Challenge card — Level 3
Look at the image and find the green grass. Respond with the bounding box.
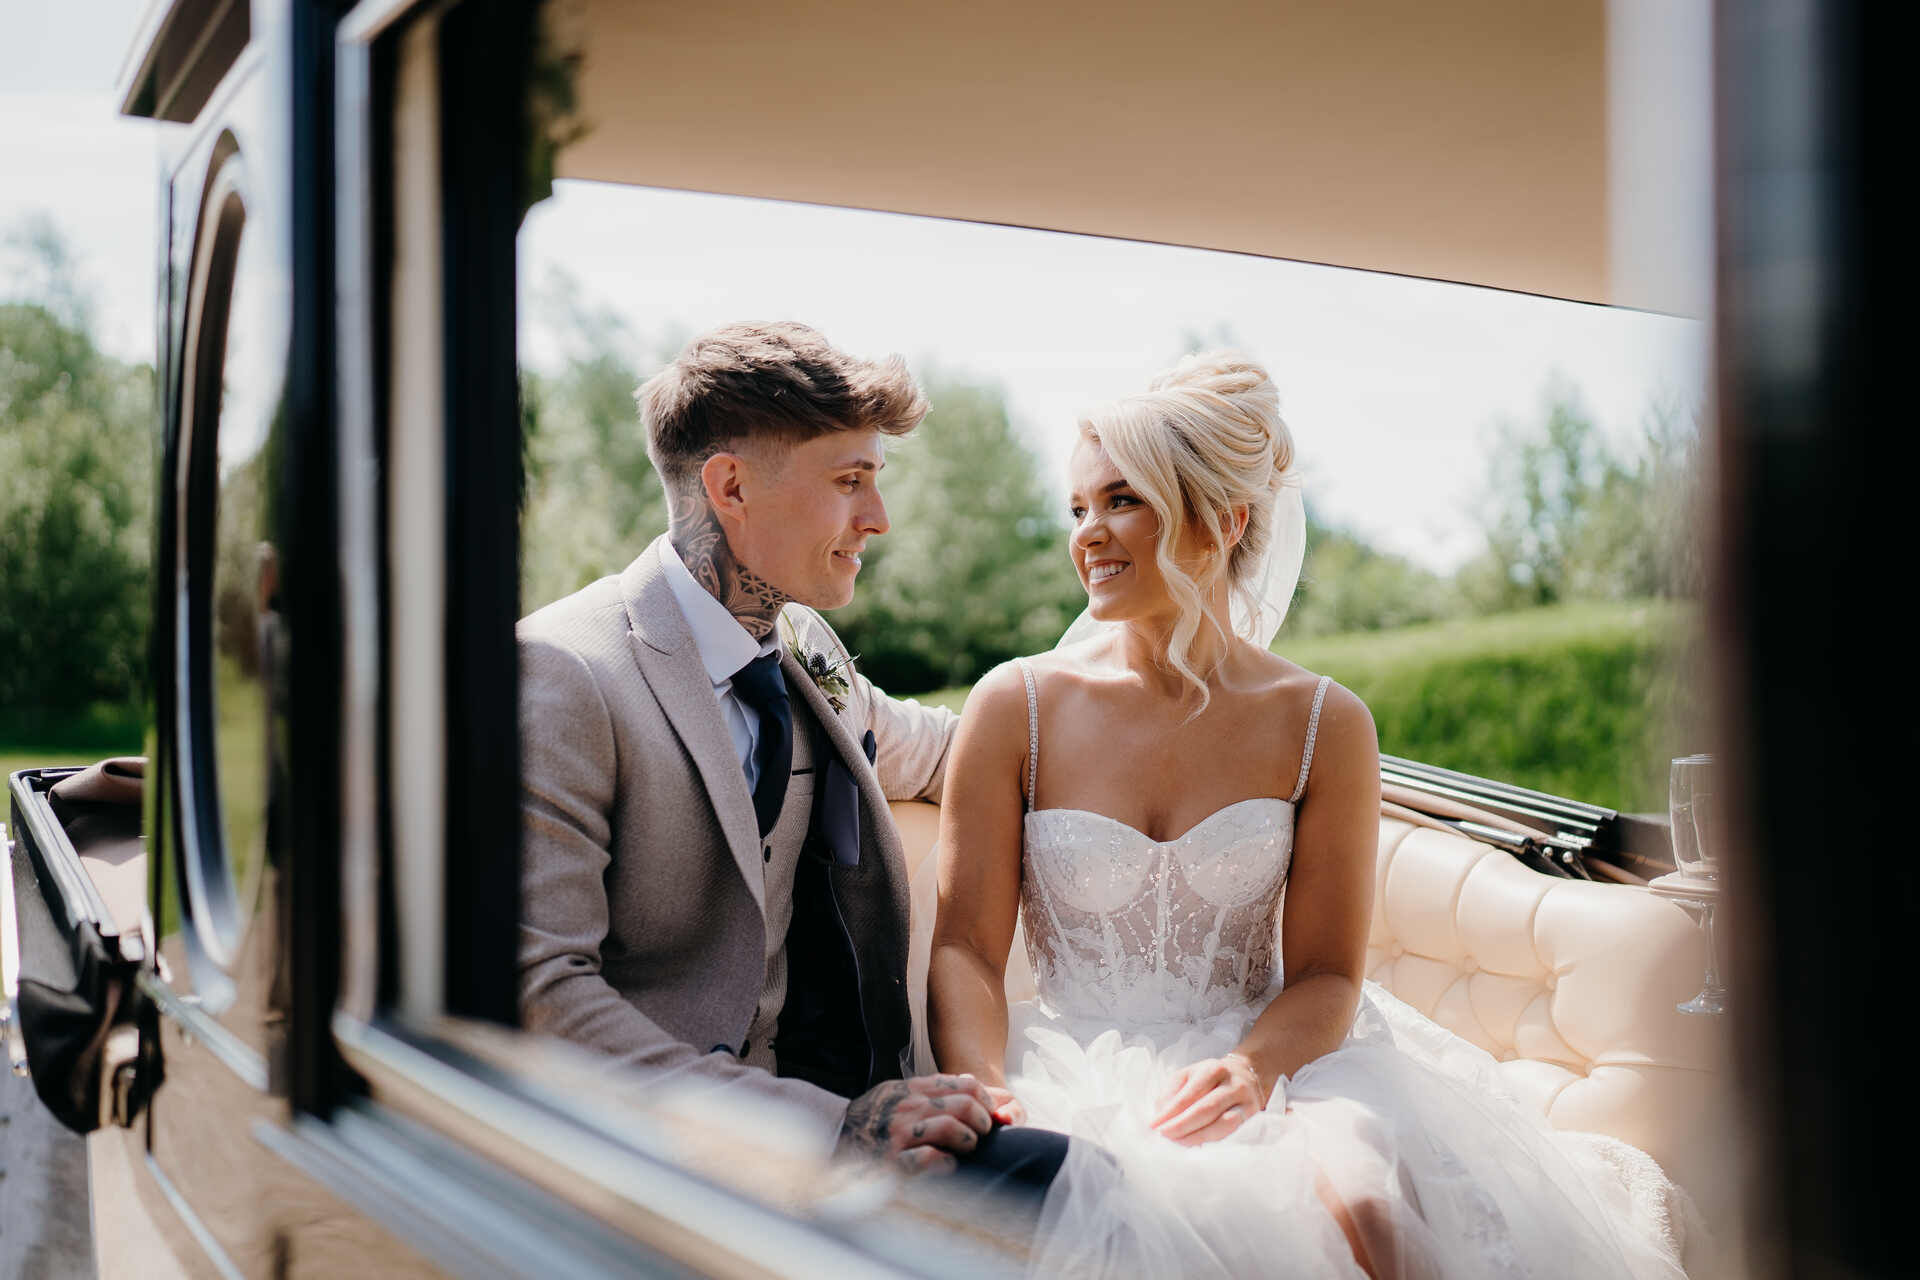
[1,748,117,781]
[0,702,146,784]
[1281,600,1683,675]
[1284,601,1701,812]
[908,601,1704,813]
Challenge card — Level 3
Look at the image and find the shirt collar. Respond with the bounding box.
[659,538,779,687]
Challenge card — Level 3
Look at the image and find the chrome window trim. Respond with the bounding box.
[254,1106,693,1278]
[143,1144,247,1280]
[384,7,450,1021]
[138,967,269,1091]
[170,142,251,980]
[333,10,382,1029]
[334,1015,920,1280]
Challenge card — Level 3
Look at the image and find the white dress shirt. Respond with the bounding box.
[659,539,782,790]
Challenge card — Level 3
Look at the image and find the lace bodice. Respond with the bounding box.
[1014,661,1331,1029]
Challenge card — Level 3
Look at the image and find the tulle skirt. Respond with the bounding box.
[1004,982,1695,1279]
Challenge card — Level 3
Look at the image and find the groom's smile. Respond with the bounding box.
[733,427,890,612]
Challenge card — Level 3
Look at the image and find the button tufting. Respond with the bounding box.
[1500,1048,1517,1062]
[1545,972,1558,990]
[1389,942,1404,958]
[1462,956,1478,974]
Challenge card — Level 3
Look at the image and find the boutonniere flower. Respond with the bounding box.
[780,618,855,713]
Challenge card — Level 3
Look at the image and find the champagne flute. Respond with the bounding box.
[1670,754,1726,1014]
[1670,754,1719,879]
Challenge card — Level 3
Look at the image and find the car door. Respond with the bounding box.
[78,2,444,1272]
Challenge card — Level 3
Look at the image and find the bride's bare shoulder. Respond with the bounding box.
[954,659,1040,746]
[962,647,1107,728]
[1240,645,1317,695]
[1247,648,1373,734]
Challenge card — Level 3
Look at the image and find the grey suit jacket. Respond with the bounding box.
[517,536,956,1143]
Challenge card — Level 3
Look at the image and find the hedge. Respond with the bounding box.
[919,601,1704,814]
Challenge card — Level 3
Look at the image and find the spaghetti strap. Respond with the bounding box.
[1015,658,1039,811]
[1289,675,1334,805]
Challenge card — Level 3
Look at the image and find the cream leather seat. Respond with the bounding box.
[893,800,1736,1265]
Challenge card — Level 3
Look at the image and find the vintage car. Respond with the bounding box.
[1,0,1893,1275]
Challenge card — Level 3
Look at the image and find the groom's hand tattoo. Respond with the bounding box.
[838,1080,912,1155]
[836,1075,997,1168]
[669,489,790,639]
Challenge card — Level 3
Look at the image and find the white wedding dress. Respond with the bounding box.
[1001,660,1692,1279]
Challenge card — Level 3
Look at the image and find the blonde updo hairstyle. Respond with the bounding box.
[1077,350,1294,711]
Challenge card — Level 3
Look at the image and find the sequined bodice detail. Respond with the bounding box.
[1021,800,1295,1026]
[1011,660,1331,1030]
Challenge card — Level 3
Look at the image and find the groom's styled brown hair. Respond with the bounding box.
[637,321,930,497]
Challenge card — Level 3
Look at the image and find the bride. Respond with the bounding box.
[924,352,1692,1278]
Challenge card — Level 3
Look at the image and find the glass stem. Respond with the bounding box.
[1700,902,1724,997]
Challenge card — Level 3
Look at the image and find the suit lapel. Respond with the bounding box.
[622,540,766,914]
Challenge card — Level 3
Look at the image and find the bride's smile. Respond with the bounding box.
[1066,437,1198,626]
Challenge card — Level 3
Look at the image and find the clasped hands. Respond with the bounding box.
[1151,1051,1276,1146]
[836,1053,1267,1172]
[836,1073,1026,1173]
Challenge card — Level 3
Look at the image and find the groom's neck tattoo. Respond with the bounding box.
[668,489,790,640]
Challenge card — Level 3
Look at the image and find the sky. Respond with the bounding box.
[520,186,1705,571]
[5,0,1707,573]
[0,1,161,359]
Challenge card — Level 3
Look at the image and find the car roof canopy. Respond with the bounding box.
[559,0,1646,308]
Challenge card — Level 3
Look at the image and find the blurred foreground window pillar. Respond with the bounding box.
[1715,0,1916,1275]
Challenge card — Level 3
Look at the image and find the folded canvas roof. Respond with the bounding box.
[559,0,1700,313]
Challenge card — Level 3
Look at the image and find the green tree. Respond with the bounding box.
[1457,380,1703,613]
[518,269,678,611]
[834,374,1083,692]
[1614,398,1704,601]
[0,220,155,722]
[1286,505,1460,639]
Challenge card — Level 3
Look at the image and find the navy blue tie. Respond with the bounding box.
[730,651,792,839]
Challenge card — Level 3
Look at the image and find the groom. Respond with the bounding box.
[517,322,1065,1186]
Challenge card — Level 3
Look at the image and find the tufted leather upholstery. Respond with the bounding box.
[1364,817,1731,1210]
[895,800,1734,1225]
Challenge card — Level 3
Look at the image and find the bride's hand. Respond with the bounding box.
[1151,1053,1268,1146]
[984,1084,1027,1127]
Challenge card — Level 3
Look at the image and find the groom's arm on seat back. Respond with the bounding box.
[789,607,956,802]
[516,633,851,1146]
[868,686,957,803]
